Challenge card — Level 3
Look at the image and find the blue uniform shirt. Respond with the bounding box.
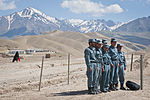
[95,47,103,66]
[84,46,97,68]
[108,45,119,61]
[118,51,127,68]
[102,49,112,65]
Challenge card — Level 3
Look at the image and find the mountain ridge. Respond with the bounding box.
[0,7,121,38]
[0,7,150,44]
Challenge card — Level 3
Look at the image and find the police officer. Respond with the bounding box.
[101,44,112,93]
[95,40,103,93]
[101,39,107,54]
[117,44,127,90]
[84,39,97,94]
[108,38,119,91]
[102,39,107,44]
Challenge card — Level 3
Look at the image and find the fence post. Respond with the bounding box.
[130,54,133,71]
[140,55,143,90]
[39,56,44,91]
[68,53,70,85]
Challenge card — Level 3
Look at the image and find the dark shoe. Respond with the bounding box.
[120,83,126,90]
[114,84,119,90]
[96,89,102,94]
[109,85,115,91]
[88,87,96,95]
[88,87,93,94]
[107,89,111,92]
[120,87,126,90]
[102,90,107,93]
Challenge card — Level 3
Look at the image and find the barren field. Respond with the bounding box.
[0,51,150,100]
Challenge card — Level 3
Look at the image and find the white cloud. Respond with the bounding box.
[0,0,16,10]
[61,0,123,16]
[105,4,123,14]
[147,0,150,4]
[120,0,150,4]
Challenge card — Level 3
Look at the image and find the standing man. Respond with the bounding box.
[84,39,97,94]
[95,40,103,93]
[108,38,119,91]
[101,44,112,93]
[101,39,108,53]
[102,39,107,47]
[117,44,127,90]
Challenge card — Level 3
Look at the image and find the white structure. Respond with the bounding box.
[8,50,25,54]
[8,49,50,54]
[25,49,35,54]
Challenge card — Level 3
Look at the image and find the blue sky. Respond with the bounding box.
[0,0,150,22]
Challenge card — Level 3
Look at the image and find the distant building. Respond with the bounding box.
[8,50,25,54]
[25,49,35,54]
[8,49,51,54]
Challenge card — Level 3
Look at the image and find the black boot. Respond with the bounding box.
[115,84,119,90]
[107,88,111,92]
[120,83,126,90]
[92,87,97,94]
[88,87,95,94]
[88,87,92,94]
[96,89,102,94]
[109,84,115,91]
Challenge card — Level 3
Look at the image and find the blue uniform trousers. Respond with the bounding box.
[119,64,125,84]
[86,63,97,89]
[101,64,110,91]
[110,61,119,85]
[96,63,102,90]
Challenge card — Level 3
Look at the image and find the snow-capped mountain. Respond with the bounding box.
[0,7,119,38]
[114,16,150,33]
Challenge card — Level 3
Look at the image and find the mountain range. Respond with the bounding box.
[0,7,123,38]
[0,7,150,47]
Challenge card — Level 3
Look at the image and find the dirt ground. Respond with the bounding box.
[0,52,150,100]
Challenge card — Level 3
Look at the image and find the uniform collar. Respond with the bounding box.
[118,51,122,53]
[110,45,116,48]
[89,46,94,50]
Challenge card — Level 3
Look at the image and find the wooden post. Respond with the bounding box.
[130,54,133,71]
[140,55,143,90]
[39,56,44,91]
[68,53,70,85]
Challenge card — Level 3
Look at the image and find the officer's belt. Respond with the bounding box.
[104,63,110,65]
[111,59,118,61]
[120,62,124,65]
[90,61,97,63]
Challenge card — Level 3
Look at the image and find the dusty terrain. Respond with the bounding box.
[0,31,149,100]
[0,50,150,100]
[0,31,147,57]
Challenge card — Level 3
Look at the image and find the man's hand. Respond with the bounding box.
[111,64,113,68]
[102,67,104,72]
[124,67,126,70]
[90,68,92,72]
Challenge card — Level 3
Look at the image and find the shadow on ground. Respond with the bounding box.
[53,90,88,96]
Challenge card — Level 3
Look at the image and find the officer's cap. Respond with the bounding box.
[97,40,102,44]
[102,39,107,44]
[104,44,109,48]
[92,39,96,42]
[88,39,92,43]
[111,38,117,42]
[95,38,98,42]
[117,44,123,48]
[88,39,96,43]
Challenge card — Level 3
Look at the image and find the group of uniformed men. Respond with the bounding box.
[84,38,127,94]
